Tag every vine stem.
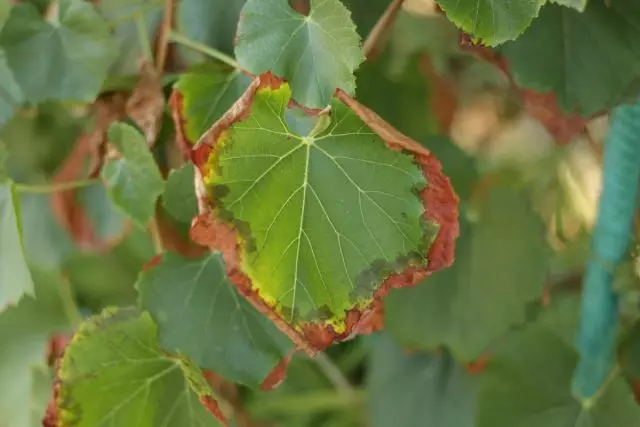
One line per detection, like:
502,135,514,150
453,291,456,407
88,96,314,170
15,179,98,194
155,0,174,73
168,31,241,69
148,216,164,255
249,389,365,416
58,278,84,326
362,0,405,58
311,352,357,399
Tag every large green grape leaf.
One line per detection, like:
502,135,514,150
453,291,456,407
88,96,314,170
172,63,252,146
368,333,476,427
385,186,549,360
56,308,226,427
138,251,293,386
0,142,33,308
435,0,545,46
101,122,165,227
500,0,640,116
0,269,75,427
0,0,117,103
176,0,245,64
235,0,365,108
192,75,458,344
476,325,640,427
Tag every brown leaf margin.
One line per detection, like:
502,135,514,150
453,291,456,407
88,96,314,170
182,72,459,355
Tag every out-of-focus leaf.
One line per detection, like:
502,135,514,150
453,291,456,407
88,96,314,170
0,269,75,427
500,0,640,115
340,0,387,37
162,163,198,224
176,0,245,64
0,0,117,103
385,186,549,360
368,333,475,427
101,122,165,227
0,52,22,128
550,0,587,12
173,63,251,145
0,1,9,28
476,325,640,427
235,0,364,108
97,0,163,77
435,0,545,46
138,252,293,386
56,308,226,426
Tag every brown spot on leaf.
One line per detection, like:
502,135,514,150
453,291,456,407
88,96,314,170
189,73,459,352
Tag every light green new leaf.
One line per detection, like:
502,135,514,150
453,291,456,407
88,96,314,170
176,0,245,64
0,269,75,427
385,186,549,360
174,63,251,145
368,333,475,427
138,252,293,386
0,180,34,308
500,0,640,115
435,0,545,46
550,0,587,11
101,122,165,227
204,82,435,329
477,325,640,427
162,163,198,224
57,308,225,427
0,0,117,103
235,0,365,108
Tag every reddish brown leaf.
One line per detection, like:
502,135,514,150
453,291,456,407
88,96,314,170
126,59,165,147
261,352,294,391
188,73,459,353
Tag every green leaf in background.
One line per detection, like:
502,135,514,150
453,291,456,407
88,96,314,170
162,163,198,224
385,186,549,361
101,122,165,227
623,318,640,380
550,0,587,11
0,0,117,103
235,0,365,108
204,81,434,329
0,52,22,128
476,325,640,427
176,0,245,64
174,63,251,144
368,333,475,427
435,0,545,46
138,252,293,386
76,182,129,243
500,0,640,115
0,269,75,427
57,308,226,427
0,141,33,308
97,0,163,78
0,1,9,27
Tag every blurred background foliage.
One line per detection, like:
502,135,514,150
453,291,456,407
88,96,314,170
1,0,634,426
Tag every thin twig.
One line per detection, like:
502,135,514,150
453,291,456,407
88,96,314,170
148,216,164,255
15,179,98,194
311,352,356,399
362,0,405,58
168,31,240,69
155,0,174,73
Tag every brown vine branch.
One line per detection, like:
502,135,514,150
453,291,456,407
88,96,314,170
363,0,405,58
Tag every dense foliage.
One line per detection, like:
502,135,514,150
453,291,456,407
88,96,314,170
1,0,640,426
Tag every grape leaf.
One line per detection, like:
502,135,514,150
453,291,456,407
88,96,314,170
385,186,549,360
173,63,252,146
550,0,587,11
0,1,9,28
0,143,33,307
56,308,226,427
477,325,640,427
235,0,365,108
368,333,475,427
101,122,165,227
0,269,75,427
138,251,293,386
435,0,545,46
194,76,442,337
500,0,640,116
162,163,198,224
176,0,245,64
0,0,117,103
0,51,22,128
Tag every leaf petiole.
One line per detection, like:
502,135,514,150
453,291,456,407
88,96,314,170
168,30,241,70
14,179,98,194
